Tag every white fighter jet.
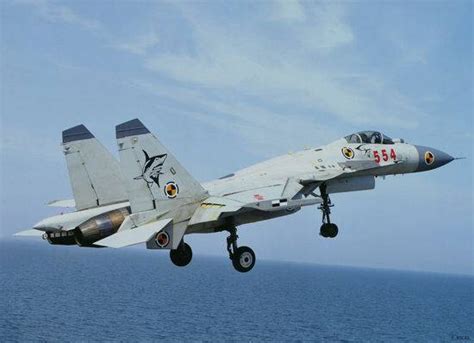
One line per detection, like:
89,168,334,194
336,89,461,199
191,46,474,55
16,119,456,272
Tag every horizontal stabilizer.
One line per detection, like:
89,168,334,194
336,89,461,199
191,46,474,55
95,218,172,248
47,199,76,208
14,229,44,237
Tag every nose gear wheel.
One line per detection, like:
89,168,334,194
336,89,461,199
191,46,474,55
318,184,339,238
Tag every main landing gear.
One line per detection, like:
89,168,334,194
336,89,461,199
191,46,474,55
226,227,255,273
170,241,193,267
318,184,338,238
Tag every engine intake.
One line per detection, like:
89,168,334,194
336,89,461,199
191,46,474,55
74,207,130,246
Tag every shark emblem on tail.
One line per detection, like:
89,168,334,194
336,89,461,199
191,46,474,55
134,150,168,187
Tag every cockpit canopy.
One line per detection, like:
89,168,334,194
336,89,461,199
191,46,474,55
344,131,394,144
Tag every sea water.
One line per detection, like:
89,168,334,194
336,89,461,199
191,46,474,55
1,240,472,342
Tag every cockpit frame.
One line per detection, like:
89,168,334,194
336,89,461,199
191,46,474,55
345,131,394,145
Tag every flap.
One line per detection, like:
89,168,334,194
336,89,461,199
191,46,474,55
189,196,242,226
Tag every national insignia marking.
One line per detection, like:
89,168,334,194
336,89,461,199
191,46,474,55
424,151,435,165
341,147,355,160
155,231,170,248
164,182,179,198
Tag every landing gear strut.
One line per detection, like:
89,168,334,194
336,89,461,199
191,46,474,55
226,227,255,273
318,184,339,238
170,241,193,267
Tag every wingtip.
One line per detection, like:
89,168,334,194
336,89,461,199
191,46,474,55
116,118,150,139
62,124,94,143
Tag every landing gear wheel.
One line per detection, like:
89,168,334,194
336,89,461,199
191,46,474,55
225,227,256,273
318,184,339,238
320,223,338,238
232,246,256,273
170,242,192,267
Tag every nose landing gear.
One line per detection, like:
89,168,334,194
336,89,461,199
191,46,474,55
318,184,339,238
320,223,338,238
226,227,255,273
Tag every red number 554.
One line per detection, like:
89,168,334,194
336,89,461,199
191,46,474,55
373,149,396,163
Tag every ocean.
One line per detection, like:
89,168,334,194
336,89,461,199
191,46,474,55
1,240,472,342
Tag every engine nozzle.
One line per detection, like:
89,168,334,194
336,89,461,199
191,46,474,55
74,207,130,246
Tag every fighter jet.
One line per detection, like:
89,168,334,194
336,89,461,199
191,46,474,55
16,119,456,272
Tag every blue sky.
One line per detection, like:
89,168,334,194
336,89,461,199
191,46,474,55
1,0,472,275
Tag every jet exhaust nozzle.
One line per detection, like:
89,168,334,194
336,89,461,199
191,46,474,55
74,207,131,247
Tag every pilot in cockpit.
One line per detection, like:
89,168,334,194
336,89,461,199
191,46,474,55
345,131,394,145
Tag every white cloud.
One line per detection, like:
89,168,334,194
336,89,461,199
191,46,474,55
16,1,424,148
111,32,159,55
141,3,420,129
300,4,354,51
130,79,340,155
15,0,102,31
0,126,61,161
269,2,354,51
271,0,306,23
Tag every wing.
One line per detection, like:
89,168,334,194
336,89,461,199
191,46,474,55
191,164,373,228
189,175,328,228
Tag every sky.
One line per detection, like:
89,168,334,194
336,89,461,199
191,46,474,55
1,0,472,275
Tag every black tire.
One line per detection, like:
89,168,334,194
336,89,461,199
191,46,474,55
319,224,328,238
320,223,338,238
320,223,330,237
170,242,193,267
232,246,256,273
327,223,338,238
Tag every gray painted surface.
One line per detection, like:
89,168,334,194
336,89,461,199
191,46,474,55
62,124,94,143
115,118,150,138
414,145,454,172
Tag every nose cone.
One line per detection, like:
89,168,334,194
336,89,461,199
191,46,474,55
414,145,454,172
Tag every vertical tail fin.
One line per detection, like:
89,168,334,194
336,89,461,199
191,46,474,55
116,119,206,213
62,125,128,210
